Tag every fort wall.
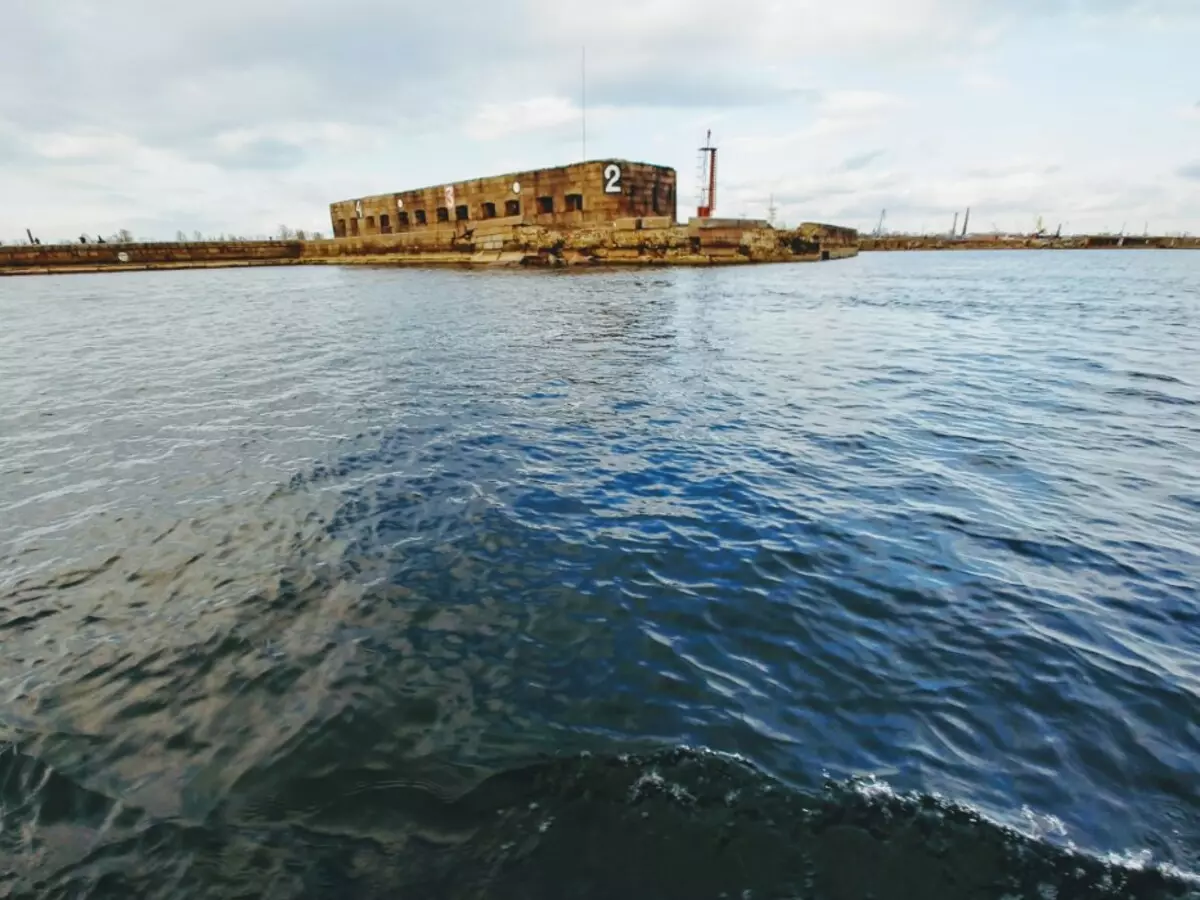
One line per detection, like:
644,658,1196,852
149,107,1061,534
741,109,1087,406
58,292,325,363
330,160,676,238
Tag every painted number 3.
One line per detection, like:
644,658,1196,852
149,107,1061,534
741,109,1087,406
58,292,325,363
604,164,622,194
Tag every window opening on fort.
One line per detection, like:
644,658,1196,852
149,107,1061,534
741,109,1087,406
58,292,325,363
436,207,449,222
366,216,376,231
505,199,520,216
380,213,391,233
398,211,409,226
336,218,346,237
415,209,427,225
482,202,497,219
652,187,661,214
537,196,554,214
455,205,469,221
350,219,360,236
565,193,583,212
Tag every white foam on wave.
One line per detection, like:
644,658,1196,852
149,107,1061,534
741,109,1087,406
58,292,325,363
613,748,1200,888
844,772,1200,886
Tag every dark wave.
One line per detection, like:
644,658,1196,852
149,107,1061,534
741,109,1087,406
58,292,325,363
3,744,1196,900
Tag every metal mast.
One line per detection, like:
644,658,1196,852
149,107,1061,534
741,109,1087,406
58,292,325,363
581,47,586,162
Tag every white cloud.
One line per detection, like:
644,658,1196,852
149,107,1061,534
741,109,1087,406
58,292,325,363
807,90,903,137
27,131,141,162
962,72,1010,93
1,0,1198,238
815,90,898,117
464,96,581,142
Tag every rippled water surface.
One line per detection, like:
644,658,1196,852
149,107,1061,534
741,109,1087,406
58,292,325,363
2,251,1199,899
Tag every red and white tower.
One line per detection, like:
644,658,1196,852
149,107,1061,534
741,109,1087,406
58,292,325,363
696,130,717,219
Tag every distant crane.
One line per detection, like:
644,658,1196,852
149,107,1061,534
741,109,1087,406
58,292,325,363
951,211,959,237
961,207,971,237
874,209,887,236
767,193,778,227
696,130,718,218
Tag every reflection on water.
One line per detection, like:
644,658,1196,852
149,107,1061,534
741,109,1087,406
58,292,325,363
1,254,1199,898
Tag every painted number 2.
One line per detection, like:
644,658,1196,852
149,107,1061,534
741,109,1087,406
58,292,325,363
604,163,622,194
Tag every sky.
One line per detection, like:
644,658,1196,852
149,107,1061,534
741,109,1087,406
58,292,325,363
1,0,1197,242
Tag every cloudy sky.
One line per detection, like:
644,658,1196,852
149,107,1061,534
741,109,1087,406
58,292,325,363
1,0,1197,241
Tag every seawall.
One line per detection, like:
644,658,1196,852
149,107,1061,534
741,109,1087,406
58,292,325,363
0,221,859,276
297,219,858,267
0,240,303,275
860,235,1200,251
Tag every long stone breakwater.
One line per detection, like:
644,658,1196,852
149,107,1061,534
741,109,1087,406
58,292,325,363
860,234,1200,251
0,220,859,276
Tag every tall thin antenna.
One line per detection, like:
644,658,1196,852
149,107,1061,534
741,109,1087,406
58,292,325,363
581,46,587,162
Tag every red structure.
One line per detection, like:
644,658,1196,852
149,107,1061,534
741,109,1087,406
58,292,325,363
696,130,717,218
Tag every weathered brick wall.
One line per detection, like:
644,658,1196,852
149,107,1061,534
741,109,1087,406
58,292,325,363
0,240,301,269
329,160,677,238
798,223,859,247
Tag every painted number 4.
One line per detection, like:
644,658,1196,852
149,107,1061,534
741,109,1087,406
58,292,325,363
604,163,622,194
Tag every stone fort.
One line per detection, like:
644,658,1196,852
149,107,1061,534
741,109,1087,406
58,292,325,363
330,160,677,238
